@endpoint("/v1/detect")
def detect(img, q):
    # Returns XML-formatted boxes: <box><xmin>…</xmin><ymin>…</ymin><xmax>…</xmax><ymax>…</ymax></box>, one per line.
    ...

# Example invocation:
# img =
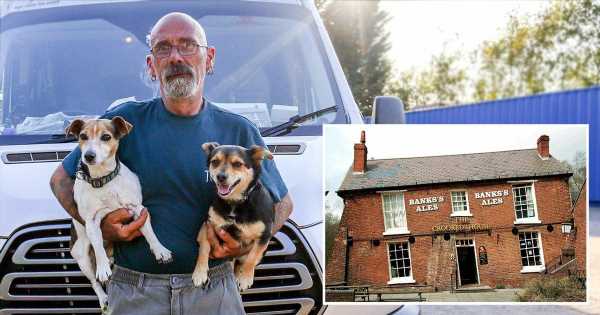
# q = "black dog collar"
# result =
<box><xmin>241</xmin><ymin>180</ymin><xmax>261</xmax><ymax>201</ymax></box>
<box><xmin>77</xmin><ymin>158</ymin><xmax>121</xmax><ymax>188</ymax></box>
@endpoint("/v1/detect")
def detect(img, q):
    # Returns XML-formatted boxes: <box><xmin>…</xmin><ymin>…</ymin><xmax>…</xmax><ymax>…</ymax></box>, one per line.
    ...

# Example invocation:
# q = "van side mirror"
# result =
<box><xmin>371</xmin><ymin>96</ymin><xmax>405</xmax><ymax>124</ymax></box>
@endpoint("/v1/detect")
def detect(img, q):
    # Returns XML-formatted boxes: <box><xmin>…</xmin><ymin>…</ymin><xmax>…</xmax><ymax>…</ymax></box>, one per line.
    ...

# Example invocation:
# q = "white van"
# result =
<box><xmin>0</xmin><ymin>1</ymin><xmax>406</xmax><ymax>314</ymax></box>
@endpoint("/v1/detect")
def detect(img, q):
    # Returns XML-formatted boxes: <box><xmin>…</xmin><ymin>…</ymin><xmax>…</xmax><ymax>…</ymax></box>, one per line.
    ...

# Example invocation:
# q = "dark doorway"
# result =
<box><xmin>457</xmin><ymin>245</ymin><xmax>479</xmax><ymax>285</ymax></box>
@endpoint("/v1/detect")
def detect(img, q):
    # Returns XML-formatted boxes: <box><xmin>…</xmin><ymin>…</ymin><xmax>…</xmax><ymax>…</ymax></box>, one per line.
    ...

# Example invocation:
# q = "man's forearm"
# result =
<box><xmin>50</xmin><ymin>165</ymin><xmax>84</xmax><ymax>224</ymax></box>
<box><xmin>272</xmin><ymin>193</ymin><xmax>293</xmax><ymax>234</ymax></box>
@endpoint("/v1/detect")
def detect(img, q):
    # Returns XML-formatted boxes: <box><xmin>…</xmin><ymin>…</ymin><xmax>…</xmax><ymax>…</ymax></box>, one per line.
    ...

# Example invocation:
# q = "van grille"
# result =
<box><xmin>0</xmin><ymin>221</ymin><xmax>322</xmax><ymax>315</ymax></box>
<box><xmin>2</xmin><ymin>151</ymin><xmax>71</xmax><ymax>164</ymax></box>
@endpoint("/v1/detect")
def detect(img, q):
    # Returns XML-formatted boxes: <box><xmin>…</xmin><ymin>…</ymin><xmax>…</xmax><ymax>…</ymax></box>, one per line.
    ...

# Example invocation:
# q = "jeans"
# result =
<box><xmin>106</xmin><ymin>263</ymin><xmax>245</xmax><ymax>315</ymax></box>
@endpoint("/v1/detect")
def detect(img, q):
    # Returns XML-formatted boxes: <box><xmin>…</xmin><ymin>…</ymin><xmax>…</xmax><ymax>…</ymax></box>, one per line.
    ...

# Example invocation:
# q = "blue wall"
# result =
<box><xmin>406</xmin><ymin>86</ymin><xmax>599</xmax><ymax>203</ymax></box>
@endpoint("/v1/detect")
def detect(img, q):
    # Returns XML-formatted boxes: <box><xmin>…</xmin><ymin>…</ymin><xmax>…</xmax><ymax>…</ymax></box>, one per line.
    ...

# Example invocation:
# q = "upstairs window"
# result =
<box><xmin>381</xmin><ymin>192</ymin><xmax>409</xmax><ymax>235</ymax></box>
<box><xmin>450</xmin><ymin>190</ymin><xmax>471</xmax><ymax>216</ymax></box>
<box><xmin>513</xmin><ymin>184</ymin><xmax>540</xmax><ymax>224</ymax></box>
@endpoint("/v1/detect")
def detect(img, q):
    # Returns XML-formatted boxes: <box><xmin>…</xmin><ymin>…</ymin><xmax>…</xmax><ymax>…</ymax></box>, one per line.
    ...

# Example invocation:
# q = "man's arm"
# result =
<box><xmin>271</xmin><ymin>193</ymin><xmax>293</xmax><ymax>234</ymax></box>
<box><xmin>49</xmin><ymin>164</ymin><xmax>147</xmax><ymax>241</ymax></box>
<box><xmin>50</xmin><ymin>165</ymin><xmax>84</xmax><ymax>224</ymax></box>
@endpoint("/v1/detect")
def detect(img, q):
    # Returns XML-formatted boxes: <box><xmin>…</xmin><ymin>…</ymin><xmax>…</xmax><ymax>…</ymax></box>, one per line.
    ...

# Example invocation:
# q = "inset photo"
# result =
<box><xmin>324</xmin><ymin>125</ymin><xmax>588</xmax><ymax>303</ymax></box>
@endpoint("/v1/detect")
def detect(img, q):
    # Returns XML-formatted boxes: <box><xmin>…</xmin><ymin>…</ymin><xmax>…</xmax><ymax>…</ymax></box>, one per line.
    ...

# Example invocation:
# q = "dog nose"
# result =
<box><xmin>84</xmin><ymin>151</ymin><xmax>96</xmax><ymax>163</ymax></box>
<box><xmin>216</xmin><ymin>173</ymin><xmax>227</xmax><ymax>183</ymax></box>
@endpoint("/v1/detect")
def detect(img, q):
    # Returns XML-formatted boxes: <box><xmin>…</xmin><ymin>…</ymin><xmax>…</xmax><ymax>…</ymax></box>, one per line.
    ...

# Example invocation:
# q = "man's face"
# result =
<box><xmin>147</xmin><ymin>18</ymin><xmax>214</xmax><ymax>99</ymax></box>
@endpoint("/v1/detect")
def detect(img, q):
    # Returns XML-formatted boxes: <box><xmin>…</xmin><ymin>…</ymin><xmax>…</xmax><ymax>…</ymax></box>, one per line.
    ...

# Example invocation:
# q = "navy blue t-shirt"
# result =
<box><xmin>62</xmin><ymin>97</ymin><xmax>288</xmax><ymax>274</ymax></box>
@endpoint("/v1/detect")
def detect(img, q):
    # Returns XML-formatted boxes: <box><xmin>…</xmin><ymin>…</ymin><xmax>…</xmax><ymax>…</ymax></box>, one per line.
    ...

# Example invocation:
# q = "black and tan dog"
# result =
<box><xmin>192</xmin><ymin>142</ymin><xmax>274</xmax><ymax>290</ymax></box>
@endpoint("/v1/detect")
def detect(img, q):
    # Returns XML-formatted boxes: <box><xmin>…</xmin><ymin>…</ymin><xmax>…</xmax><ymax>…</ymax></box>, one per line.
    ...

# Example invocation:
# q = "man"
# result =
<box><xmin>49</xmin><ymin>12</ymin><xmax>293</xmax><ymax>315</ymax></box>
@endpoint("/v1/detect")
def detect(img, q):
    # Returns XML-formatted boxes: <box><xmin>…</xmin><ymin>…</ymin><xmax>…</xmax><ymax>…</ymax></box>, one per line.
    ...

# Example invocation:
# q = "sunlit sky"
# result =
<box><xmin>380</xmin><ymin>1</ymin><xmax>550</xmax><ymax>74</ymax></box>
<box><xmin>325</xmin><ymin>125</ymin><xmax>587</xmax><ymax>216</ymax></box>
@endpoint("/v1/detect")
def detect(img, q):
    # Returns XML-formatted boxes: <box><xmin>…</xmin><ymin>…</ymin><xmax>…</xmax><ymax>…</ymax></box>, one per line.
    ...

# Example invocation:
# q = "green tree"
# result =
<box><xmin>385</xmin><ymin>0</ymin><xmax>599</xmax><ymax>108</ymax></box>
<box><xmin>559</xmin><ymin>151</ymin><xmax>587</xmax><ymax>205</ymax></box>
<box><xmin>387</xmin><ymin>51</ymin><xmax>466</xmax><ymax>108</ymax></box>
<box><xmin>385</xmin><ymin>70</ymin><xmax>418</xmax><ymax>110</ymax></box>
<box><xmin>325</xmin><ymin>210</ymin><xmax>340</xmax><ymax>263</ymax></box>
<box><xmin>318</xmin><ymin>0</ymin><xmax>392</xmax><ymax>115</ymax></box>
<box><xmin>569</xmin><ymin>151</ymin><xmax>587</xmax><ymax>204</ymax></box>
<box><xmin>474</xmin><ymin>0</ymin><xmax>600</xmax><ymax>101</ymax></box>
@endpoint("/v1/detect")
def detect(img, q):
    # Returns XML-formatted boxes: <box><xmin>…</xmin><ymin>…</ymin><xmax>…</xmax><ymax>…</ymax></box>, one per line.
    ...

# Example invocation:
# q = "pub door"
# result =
<box><xmin>456</xmin><ymin>239</ymin><xmax>479</xmax><ymax>286</ymax></box>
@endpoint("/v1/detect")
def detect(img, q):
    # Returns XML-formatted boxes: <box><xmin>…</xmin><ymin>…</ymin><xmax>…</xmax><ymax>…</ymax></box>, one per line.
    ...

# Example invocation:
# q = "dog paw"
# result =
<box><xmin>98</xmin><ymin>293</ymin><xmax>108</xmax><ymax>313</ymax></box>
<box><xmin>192</xmin><ymin>269</ymin><xmax>209</xmax><ymax>287</ymax></box>
<box><xmin>236</xmin><ymin>272</ymin><xmax>254</xmax><ymax>291</ymax></box>
<box><xmin>96</xmin><ymin>263</ymin><xmax>112</xmax><ymax>283</ymax></box>
<box><xmin>152</xmin><ymin>246</ymin><xmax>173</xmax><ymax>264</ymax></box>
<box><xmin>98</xmin><ymin>293</ymin><xmax>108</xmax><ymax>314</ymax></box>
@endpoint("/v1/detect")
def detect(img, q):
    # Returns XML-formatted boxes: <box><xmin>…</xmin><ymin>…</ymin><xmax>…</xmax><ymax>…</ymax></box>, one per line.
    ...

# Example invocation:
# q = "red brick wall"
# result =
<box><xmin>326</xmin><ymin>224</ymin><xmax>347</xmax><ymax>284</ymax></box>
<box><xmin>474</xmin><ymin>229</ymin><xmax>561</xmax><ymax>288</ymax></box>
<box><xmin>326</xmin><ymin>176</ymin><xmax>576</xmax><ymax>289</ymax></box>
<box><xmin>352</xmin><ymin>143</ymin><xmax>367</xmax><ymax>173</ymax></box>
<box><xmin>326</xmin><ymin>193</ymin><xmax>386</xmax><ymax>284</ymax></box>
<box><xmin>537</xmin><ymin>135</ymin><xmax>550</xmax><ymax>158</ymax></box>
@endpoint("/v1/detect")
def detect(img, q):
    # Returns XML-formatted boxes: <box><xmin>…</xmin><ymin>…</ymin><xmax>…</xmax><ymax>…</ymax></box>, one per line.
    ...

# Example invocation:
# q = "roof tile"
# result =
<box><xmin>338</xmin><ymin>149</ymin><xmax>572</xmax><ymax>193</ymax></box>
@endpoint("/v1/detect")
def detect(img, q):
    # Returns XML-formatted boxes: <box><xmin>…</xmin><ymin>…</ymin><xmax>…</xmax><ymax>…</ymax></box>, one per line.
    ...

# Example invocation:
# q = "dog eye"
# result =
<box><xmin>79</xmin><ymin>134</ymin><xmax>88</xmax><ymax>141</ymax></box>
<box><xmin>210</xmin><ymin>159</ymin><xmax>219</xmax><ymax>167</ymax></box>
<box><xmin>232</xmin><ymin>161</ymin><xmax>243</xmax><ymax>168</ymax></box>
<box><xmin>101</xmin><ymin>134</ymin><xmax>112</xmax><ymax>141</ymax></box>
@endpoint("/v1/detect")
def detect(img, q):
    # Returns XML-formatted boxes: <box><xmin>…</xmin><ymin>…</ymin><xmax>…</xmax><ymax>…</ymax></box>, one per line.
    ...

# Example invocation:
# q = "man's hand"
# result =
<box><xmin>100</xmin><ymin>208</ymin><xmax>148</xmax><ymax>242</ymax></box>
<box><xmin>206</xmin><ymin>193</ymin><xmax>293</xmax><ymax>259</ymax></box>
<box><xmin>207</xmin><ymin>225</ymin><xmax>250</xmax><ymax>259</ymax></box>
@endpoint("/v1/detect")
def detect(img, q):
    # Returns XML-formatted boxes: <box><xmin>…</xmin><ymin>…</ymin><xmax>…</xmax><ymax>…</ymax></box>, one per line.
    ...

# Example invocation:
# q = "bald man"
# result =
<box><xmin>50</xmin><ymin>12</ymin><xmax>293</xmax><ymax>315</ymax></box>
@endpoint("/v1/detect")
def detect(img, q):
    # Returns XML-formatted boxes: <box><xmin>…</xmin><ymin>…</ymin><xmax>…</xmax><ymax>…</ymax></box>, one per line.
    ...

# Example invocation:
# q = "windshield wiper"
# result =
<box><xmin>261</xmin><ymin>105</ymin><xmax>338</xmax><ymax>137</ymax></box>
<box><xmin>31</xmin><ymin>134</ymin><xmax>77</xmax><ymax>144</ymax></box>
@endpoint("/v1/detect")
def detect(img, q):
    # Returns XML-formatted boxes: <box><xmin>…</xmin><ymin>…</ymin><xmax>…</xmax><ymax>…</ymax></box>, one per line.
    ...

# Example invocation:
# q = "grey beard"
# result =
<box><xmin>163</xmin><ymin>76</ymin><xmax>198</xmax><ymax>98</ymax></box>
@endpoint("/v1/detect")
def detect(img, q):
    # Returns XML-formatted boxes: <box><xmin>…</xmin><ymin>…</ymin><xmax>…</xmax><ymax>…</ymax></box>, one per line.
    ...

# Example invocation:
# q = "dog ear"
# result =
<box><xmin>65</xmin><ymin>119</ymin><xmax>85</xmax><ymax>138</ymax></box>
<box><xmin>111</xmin><ymin>116</ymin><xmax>133</xmax><ymax>139</ymax></box>
<box><xmin>248</xmin><ymin>145</ymin><xmax>273</xmax><ymax>166</ymax></box>
<box><xmin>202</xmin><ymin>142</ymin><xmax>220</xmax><ymax>156</ymax></box>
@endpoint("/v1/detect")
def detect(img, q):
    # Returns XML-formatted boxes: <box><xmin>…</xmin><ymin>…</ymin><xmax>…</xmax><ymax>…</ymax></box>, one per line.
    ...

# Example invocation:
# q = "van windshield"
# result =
<box><xmin>0</xmin><ymin>1</ymin><xmax>343</xmax><ymax>144</ymax></box>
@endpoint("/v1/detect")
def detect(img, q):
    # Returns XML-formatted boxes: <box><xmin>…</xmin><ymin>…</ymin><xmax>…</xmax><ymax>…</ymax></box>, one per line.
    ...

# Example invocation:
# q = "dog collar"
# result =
<box><xmin>76</xmin><ymin>158</ymin><xmax>121</xmax><ymax>188</ymax></box>
<box><xmin>241</xmin><ymin>180</ymin><xmax>261</xmax><ymax>201</ymax></box>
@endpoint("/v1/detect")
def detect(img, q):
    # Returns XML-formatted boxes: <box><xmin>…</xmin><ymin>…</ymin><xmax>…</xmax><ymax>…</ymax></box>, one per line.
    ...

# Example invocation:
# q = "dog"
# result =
<box><xmin>66</xmin><ymin>117</ymin><xmax>172</xmax><ymax>309</ymax></box>
<box><xmin>192</xmin><ymin>142</ymin><xmax>274</xmax><ymax>291</ymax></box>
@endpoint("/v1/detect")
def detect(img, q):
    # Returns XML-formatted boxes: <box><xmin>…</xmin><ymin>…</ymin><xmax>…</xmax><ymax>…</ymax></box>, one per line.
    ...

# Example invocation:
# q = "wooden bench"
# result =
<box><xmin>368</xmin><ymin>288</ymin><xmax>426</xmax><ymax>302</ymax></box>
<box><xmin>326</xmin><ymin>285</ymin><xmax>372</xmax><ymax>302</ymax></box>
<box><xmin>327</xmin><ymin>285</ymin><xmax>430</xmax><ymax>302</ymax></box>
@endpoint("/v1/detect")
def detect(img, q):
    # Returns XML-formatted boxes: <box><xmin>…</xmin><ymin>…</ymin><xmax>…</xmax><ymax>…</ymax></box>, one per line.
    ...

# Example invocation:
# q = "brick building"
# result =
<box><xmin>326</xmin><ymin>132</ymin><xmax>586</xmax><ymax>291</ymax></box>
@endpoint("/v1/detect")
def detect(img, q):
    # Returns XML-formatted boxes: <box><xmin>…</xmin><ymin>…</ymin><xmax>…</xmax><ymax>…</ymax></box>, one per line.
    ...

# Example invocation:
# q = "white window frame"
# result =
<box><xmin>518</xmin><ymin>230</ymin><xmax>546</xmax><ymax>273</ymax></box>
<box><xmin>380</xmin><ymin>191</ymin><xmax>410</xmax><ymax>235</ymax></box>
<box><xmin>450</xmin><ymin>190</ymin><xmax>472</xmax><ymax>217</ymax></box>
<box><xmin>512</xmin><ymin>182</ymin><xmax>541</xmax><ymax>224</ymax></box>
<box><xmin>386</xmin><ymin>241</ymin><xmax>416</xmax><ymax>284</ymax></box>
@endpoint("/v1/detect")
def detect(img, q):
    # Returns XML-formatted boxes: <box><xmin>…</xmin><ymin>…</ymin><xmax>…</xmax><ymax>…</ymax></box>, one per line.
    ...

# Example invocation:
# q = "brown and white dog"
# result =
<box><xmin>66</xmin><ymin>117</ymin><xmax>172</xmax><ymax>308</ymax></box>
<box><xmin>192</xmin><ymin>143</ymin><xmax>274</xmax><ymax>291</ymax></box>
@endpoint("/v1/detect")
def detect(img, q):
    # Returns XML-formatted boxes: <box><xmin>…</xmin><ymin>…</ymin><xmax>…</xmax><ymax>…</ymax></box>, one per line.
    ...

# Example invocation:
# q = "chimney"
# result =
<box><xmin>537</xmin><ymin>135</ymin><xmax>550</xmax><ymax>159</ymax></box>
<box><xmin>353</xmin><ymin>130</ymin><xmax>367</xmax><ymax>173</ymax></box>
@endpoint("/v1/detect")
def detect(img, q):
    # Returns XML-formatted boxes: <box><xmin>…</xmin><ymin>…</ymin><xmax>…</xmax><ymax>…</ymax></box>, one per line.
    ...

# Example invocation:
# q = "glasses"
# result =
<box><xmin>151</xmin><ymin>41</ymin><xmax>208</xmax><ymax>58</ymax></box>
